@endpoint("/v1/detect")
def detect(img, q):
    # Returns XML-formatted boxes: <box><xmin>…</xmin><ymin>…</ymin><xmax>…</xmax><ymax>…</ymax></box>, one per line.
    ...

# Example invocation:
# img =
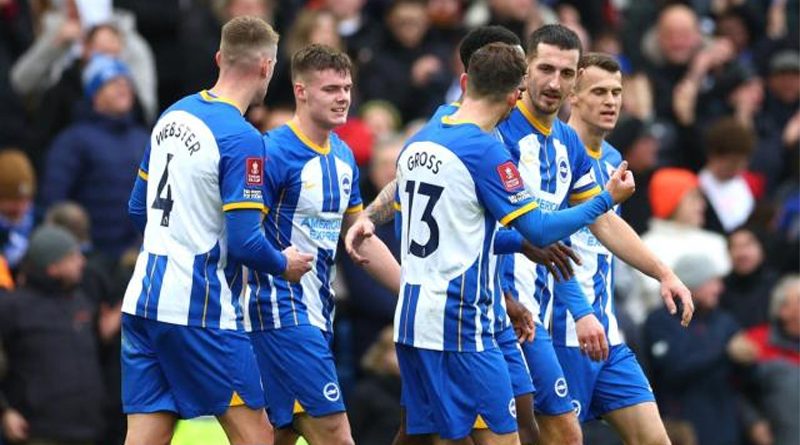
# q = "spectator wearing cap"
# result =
<box><xmin>41</xmin><ymin>54</ymin><xmax>147</xmax><ymax>262</ymax></box>
<box><xmin>644</xmin><ymin>252</ymin><xmax>744</xmax><ymax>445</ymax></box>
<box><xmin>620</xmin><ymin>168</ymin><xmax>730</xmax><ymax>325</ymax></box>
<box><xmin>0</xmin><ymin>226</ymin><xmax>106</xmax><ymax>445</ymax></box>
<box><xmin>0</xmin><ymin>149</ymin><xmax>35</xmax><ymax>272</ymax></box>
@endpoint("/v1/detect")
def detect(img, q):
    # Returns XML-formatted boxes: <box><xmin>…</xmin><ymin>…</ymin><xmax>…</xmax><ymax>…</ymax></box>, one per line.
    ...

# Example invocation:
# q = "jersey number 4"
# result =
<box><xmin>404</xmin><ymin>180</ymin><xmax>444</xmax><ymax>258</ymax></box>
<box><xmin>151</xmin><ymin>153</ymin><xmax>174</xmax><ymax>227</ymax></box>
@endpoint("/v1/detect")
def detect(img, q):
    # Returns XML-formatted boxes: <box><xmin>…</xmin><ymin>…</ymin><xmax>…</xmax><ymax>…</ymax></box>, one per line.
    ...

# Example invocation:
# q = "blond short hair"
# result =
<box><xmin>219</xmin><ymin>15</ymin><xmax>279</xmax><ymax>67</ymax></box>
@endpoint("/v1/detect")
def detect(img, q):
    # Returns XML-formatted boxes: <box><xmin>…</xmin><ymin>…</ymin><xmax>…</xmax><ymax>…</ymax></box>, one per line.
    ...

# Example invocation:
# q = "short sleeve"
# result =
<box><xmin>346</xmin><ymin>153</ymin><xmax>363</xmax><ymax>214</ymax></box>
<box><xmin>568</xmin><ymin>133</ymin><xmax>601</xmax><ymax>205</ymax></box>
<box><xmin>468</xmin><ymin>136</ymin><xmax>537</xmax><ymax>226</ymax></box>
<box><xmin>219</xmin><ymin>130</ymin><xmax>266</xmax><ymax>212</ymax></box>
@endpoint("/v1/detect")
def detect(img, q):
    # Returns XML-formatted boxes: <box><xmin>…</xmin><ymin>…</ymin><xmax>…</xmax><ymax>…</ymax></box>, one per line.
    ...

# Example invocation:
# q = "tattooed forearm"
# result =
<box><xmin>365</xmin><ymin>179</ymin><xmax>398</xmax><ymax>225</ymax></box>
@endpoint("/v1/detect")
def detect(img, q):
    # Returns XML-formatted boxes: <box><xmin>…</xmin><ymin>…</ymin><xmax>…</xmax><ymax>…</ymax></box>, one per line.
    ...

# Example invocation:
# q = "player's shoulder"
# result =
<box><xmin>497</xmin><ymin>106</ymin><xmax>528</xmax><ymax>144</ymax></box>
<box><xmin>329</xmin><ymin>131</ymin><xmax>357</xmax><ymax>166</ymax></box>
<box><xmin>601</xmin><ymin>140</ymin><xmax>623</xmax><ymax>166</ymax></box>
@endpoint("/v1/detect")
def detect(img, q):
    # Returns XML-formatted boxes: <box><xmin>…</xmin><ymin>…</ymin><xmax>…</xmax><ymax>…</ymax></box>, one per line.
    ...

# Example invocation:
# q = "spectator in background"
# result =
<box><xmin>325</xmin><ymin>0</ymin><xmax>383</xmax><ymax>65</ymax></box>
<box><xmin>359</xmin><ymin>0</ymin><xmax>450</xmax><ymax>123</ymax></box>
<box><xmin>349</xmin><ymin>326</ymin><xmax>401</xmax><ymax>445</ymax></box>
<box><xmin>0</xmin><ymin>150</ymin><xmax>35</xmax><ymax>272</ymax></box>
<box><xmin>28</xmin><ymin>23</ymin><xmax>149</xmax><ymax>172</ymax></box>
<box><xmin>644</xmin><ymin>252</ymin><xmax>743</xmax><ymax>445</ymax></box>
<box><xmin>0</xmin><ymin>226</ymin><xmax>106</xmax><ymax>445</ymax></box>
<box><xmin>0</xmin><ymin>0</ymin><xmax>34</xmax><ymax>148</ymax></box>
<box><xmin>10</xmin><ymin>0</ymin><xmax>157</xmax><ymax>122</ymax></box>
<box><xmin>40</xmin><ymin>55</ymin><xmax>147</xmax><ymax>262</ymax></box>
<box><xmin>360</xmin><ymin>100</ymin><xmax>402</xmax><ymax>144</ymax></box>
<box><xmin>698</xmin><ymin>117</ymin><xmax>756</xmax><ymax>234</ymax></box>
<box><xmin>728</xmin><ymin>275</ymin><xmax>800</xmax><ymax>445</ymax></box>
<box><xmin>623</xmin><ymin>168</ymin><xmax>730</xmax><ymax>325</ymax></box>
<box><xmin>721</xmin><ymin>227</ymin><xmax>780</xmax><ymax>330</ymax></box>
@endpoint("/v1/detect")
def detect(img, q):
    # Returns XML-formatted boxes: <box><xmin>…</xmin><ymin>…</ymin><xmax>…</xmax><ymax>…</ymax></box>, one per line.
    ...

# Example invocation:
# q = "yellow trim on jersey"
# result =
<box><xmin>585</xmin><ymin>144</ymin><xmax>602</xmax><ymax>159</ymax></box>
<box><xmin>516</xmin><ymin>100</ymin><xmax>552</xmax><ymax>136</ymax></box>
<box><xmin>451</xmin><ymin>101</ymin><xmax>462</xmax><ymax>107</ymax></box>
<box><xmin>229</xmin><ymin>392</ymin><xmax>245</xmax><ymax>407</ymax></box>
<box><xmin>345</xmin><ymin>203</ymin><xmax>364</xmax><ymax>214</ymax></box>
<box><xmin>568</xmin><ymin>185</ymin><xmax>602</xmax><ymax>204</ymax></box>
<box><xmin>473</xmin><ymin>415</ymin><xmax>488</xmax><ymax>429</ymax></box>
<box><xmin>262</xmin><ymin>207</ymin><xmax>270</xmax><ymax>215</ymax></box>
<box><xmin>392</xmin><ymin>201</ymin><xmax>401</xmax><ymax>211</ymax></box>
<box><xmin>287</xmin><ymin>122</ymin><xmax>331</xmax><ymax>155</ymax></box>
<box><xmin>222</xmin><ymin>202</ymin><xmax>266</xmax><ymax>212</ymax></box>
<box><xmin>199</xmin><ymin>89</ymin><xmax>241</xmax><ymax>112</ymax></box>
<box><xmin>293</xmin><ymin>400</ymin><xmax>305</xmax><ymax>414</ymax></box>
<box><xmin>499</xmin><ymin>201</ymin><xmax>538</xmax><ymax>226</ymax></box>
<box><xmin>138</xmin><ymin>169</ymin><xmax>148</xmax><ymax>181</ymax></box>
<box><xmin>441</xmin><ymin>115</ymin><xmax>479</xmax><ymax>127</ymax></box>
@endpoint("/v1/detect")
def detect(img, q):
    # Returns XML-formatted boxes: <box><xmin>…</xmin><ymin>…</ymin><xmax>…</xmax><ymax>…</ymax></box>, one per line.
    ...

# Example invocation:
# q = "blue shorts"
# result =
<box><xmin>249</xmin><ymin>325</ymin><xmax>345</xmax><ymax>429</ymax></box>
<box><xmin>496</xmin><ymin>326</ymin><xmax>535</xmax><ymax>397</ymax></box>
<box><xmin>396</xmin><ymin>344</ymin><xmax>517</xmax><ymax>440</ymax></box>
<box><xmin>121</xmin><ymin>314</ymin><xmax>265</xmax><ymax>419</ymax></box>
<box><xmin>555</xmin><ymin>343</ymin><xmax>654</xmax><ymax>422</ymax></box>
<box><xmin>521</xmin><ymin>324</ymin><xmax>574</xmax><ymax>416</ymax></box>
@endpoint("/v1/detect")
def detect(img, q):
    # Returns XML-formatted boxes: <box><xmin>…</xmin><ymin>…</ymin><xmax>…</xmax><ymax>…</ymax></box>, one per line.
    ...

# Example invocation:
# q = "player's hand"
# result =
<box><xmin>659</xmin><ymin>272</ymin><xmax>694</xmax><ymax>327</ymax></box>
<box><xmin>505</xmin><ymin>292</ymin><xmax>535</xmax><ymax>343</ymax></box>
<box><xmin>605</xmin><ymin>161</ymin><xmax>635</xmax><ymax>204</ymax></box>
<box><xmin>345</xmin><ymin>216</ymin><xmax>375</xmax><ymax>265</ymax></box>
<box><xmin>521</xmin><ymin>241</ymin><xmax>581</xmax><ymax>281</ymax></box>
<box><xmin>1</xmin><ymin>408</ymin><xmax>29</xmax><ymax>442</ymax></box>
<box><xmin>281</xmin><ymin>246</ymin><xmax>313</xmax><ymax>283</ymax></box>
<box><xmin>575</xmin><ymin>314</ymin><xmax>608</xmax><ymax>361</ymax></box>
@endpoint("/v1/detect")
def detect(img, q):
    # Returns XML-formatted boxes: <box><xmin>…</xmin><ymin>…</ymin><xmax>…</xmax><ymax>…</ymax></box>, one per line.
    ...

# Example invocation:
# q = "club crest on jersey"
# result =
<box><xmin>557</xmin><ymin>157</ymin><xmax>569</xmax><ymax>183</ymax></box>
<box><xmin>554</xmin><ymin>377</ymin><xmax>568</xmax><ymax>397</ymax></box>
<box><xmin>341</xmin><ymin>176</ymin><xmax>351</xmax><ymax>195</ymax></box>
<box><xmin>246</xmin><ymin>157</ymin><xmax>263</xmax><ymax>186</ymax></box>
<box><xmin>497</xmin><ymin>161</ymin><xmax>523</xmax><ymax>191</ymax></box>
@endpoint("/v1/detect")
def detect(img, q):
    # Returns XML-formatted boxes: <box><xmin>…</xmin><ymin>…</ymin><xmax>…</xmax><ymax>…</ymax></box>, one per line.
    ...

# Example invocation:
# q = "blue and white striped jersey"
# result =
<box><xmin>552</xmin><ymin>141</ymin><xmax>624</xmax><ymax>346</ymax></box>
<box><xmin>429</xmin><ymin>103</ymin><xmax>513</xmax><ymax>333</ymax></box>
<box><xmin>122</xmin><ymin>91</ymin><xmax>265</xmax><ymax>330</ymax></box>
<box><xmin>393</xmin><ymin>113</ymin><xmax>537</xmax><ymax>352</ymax></box>
<box><xmin>243</xmin><ymin>122</ymin><xmax>362</xmax><ymax>333</ymax></box>
<box><xmin>498</xmin><ymin>101</ymin><xmax>601</xmax><ymax>326</ymax></box>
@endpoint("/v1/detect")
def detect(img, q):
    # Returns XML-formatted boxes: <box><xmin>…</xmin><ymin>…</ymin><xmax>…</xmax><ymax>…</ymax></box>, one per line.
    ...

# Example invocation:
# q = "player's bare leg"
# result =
<box><xmin>293</xmin><ymin>411</ymin><xmax>355</xmax><ymax>445</ymax></box>
<box><xmin>537</xmin><ymin>412</ymin><xmax>582</xmax><ymax>445</ymax></box>
<box><xmin>394</xmin><ymin>408</ymin><xmax>434</xmax><ymax>445</ymax></box>
<box><xmin>515</xmin><ymin>394</ymin><xmax>539</xmax><ymax>445</ymax></box>
<box><xmin>124</xmin><ymin>412</ymin><xmax>177</xmax><ymax>445</ymax></box>
<box><xmin>603</xmin><ymin>402</ymin><xmax>671</xmax><ymax>445</ymax></box>
<box><xmin>470</xmin><ymin>429</ymin><xmax>521</xmax><ymax>445</ymax></box>
<box><xmin>217</xmin><ymin>405</ymin><xmax>273</xmax><ymax>445</ymax></box>
<box><xmin>274</xmin><ymin>426</ymin><xmax>301</xmax><ymax>445</ymax></box>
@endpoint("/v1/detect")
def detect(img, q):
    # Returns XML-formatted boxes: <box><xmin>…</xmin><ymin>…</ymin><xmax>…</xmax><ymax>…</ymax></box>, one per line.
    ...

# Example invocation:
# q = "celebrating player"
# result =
<box><xmin>244</xmin><ymin>44</ymin><xmax>399</xmax><ymax>445</ymax></box>
<box><xmin>121</xmin><ymin>16</ymin><xmax>312</xmax><ymax>445</ymax></box>
<box><xmin>393</xmin><ymin>42</ymin><xmax>634</xmax><ymax>445</ymax></box>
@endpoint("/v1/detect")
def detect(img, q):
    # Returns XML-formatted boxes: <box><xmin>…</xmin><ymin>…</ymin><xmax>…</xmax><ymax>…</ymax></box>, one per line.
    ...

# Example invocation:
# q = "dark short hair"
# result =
<box><xmin>705</xmin><ymin>116</ymin><xmax>755</xmax><ymax>157</ymax></box>
<box><xmin>579</xmin><ymin>52</ymin><xmax>621</xmax><ymax>73</ymax></box>
<box><xmin>291</xmin><ymin>43</ymin><xmax>352</xmax><ymax>82</ymax></box>
<box><xmin>466</xmin><ymin>43</ymin><xmax>526</xmax><ymax>101</ymax></box>
<box><xmin>527</xmin><ymin>24</ymin><xmax>582</xmax><ymax>59</ymax></box>
<box><xmin>459</xmin><ymin>26</ymin><xmax>521</xmax><ymax>71</ymax></box>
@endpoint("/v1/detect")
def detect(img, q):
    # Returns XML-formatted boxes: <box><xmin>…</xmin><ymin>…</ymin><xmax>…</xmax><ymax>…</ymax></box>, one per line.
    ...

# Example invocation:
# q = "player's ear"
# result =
<box><xmin>293</xmin><ymin>82</ymin><xmax>305</xmax><ymax>102</ymax></box>
<box><xmin>459</xmin><ymin>73</ymin><xmax>468</xmax><ymax>94</ymax></box>
<box><xmin>214</xmin><ymin>51</ymin><xmax>222</xmax><ymax>68</ymax></box>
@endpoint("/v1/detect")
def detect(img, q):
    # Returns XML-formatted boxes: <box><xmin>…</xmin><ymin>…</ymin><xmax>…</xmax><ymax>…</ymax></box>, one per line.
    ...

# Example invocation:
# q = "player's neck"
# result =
<box><xmin>291</xmin><ymin>114</ymin><xmax>330</xmax><ymax>148</ymax></box>
<box><xmin>450</xmin><ymin>99</ymin><xmax>506</xmax><ymax>132</ymax></box>
<box><xmin>207</xmin><ymin>78</ymin><xmax>252</xmax><ymax>115</ymax></box>
<box><xmin>522</xmin><ymin>92</ymin><xmax>556</xmax><ymax>129</ymax></box>
<box><xmin>568</xmin><ymin>116</ymin><xmax>606</xmax><ymax>154</ymax></box>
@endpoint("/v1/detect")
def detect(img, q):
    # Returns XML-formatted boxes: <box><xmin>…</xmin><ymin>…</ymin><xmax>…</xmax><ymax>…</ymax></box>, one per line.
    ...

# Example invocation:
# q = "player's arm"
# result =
<box><xmin>344</xmin><ymin>179</ymin><xmax>398</xmax><ymax>264</ymax></box>
<box><xmin>128</xmin><ymin>143</ymin><xmax>151</xmax><ymax>234</ymax></box>
<box><xmin>590</xmin><ymin>211</ymin><xmax>694</xmax><ymax>327</ymax></box>
<box><xmin>494</xmin><ymin>229</ymin><xmax>580</xmax><ymax>281</ymax></box>
<box><xmin>342</xmin><ymin>211</ymin><xmax>401</xmax><ymax>295</ymax></box>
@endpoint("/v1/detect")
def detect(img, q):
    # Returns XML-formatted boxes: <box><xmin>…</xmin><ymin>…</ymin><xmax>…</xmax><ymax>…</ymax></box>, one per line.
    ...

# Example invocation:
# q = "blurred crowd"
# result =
<box><xmin>0</xmin><ymin>0</ymin><xmax>797</xmax><ymax>444</ymax></box>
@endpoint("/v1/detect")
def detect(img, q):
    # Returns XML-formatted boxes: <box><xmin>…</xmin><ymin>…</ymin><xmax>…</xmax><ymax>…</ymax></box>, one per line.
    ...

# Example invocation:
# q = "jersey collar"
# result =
<box><xmin>287</xmin><ymin>121</ymin><xmax>331</xmax><ymax>155</ymax></box>
<box><xmin>516</xmin><ymin>100</ymin><xmax>552</xmax><ymax>136</ymax></box>
<box><xmin>199</xmin><ymin>90</ymin><xmax>241</xmax><ymax>113</ymax></box>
